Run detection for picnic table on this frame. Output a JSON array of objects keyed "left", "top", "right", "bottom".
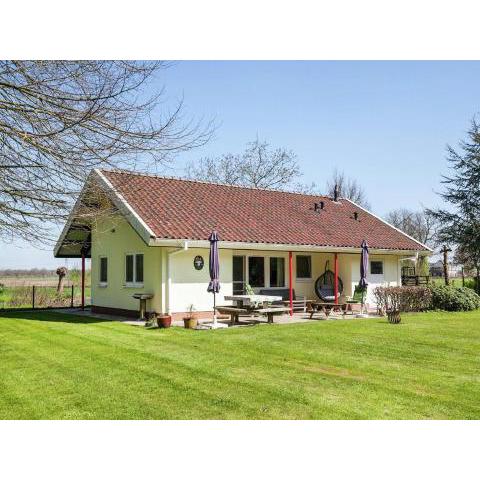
[
  {"left": 309, "top": 301, "right": 347, "bottom": 319},
  {"left": 216, "top": 305, "right": 291, "bottom": 325},
  {"left": 224, "top": 294, "right": 283, "bottom": 309},
  {"left": 218, "top": 294, "right": 288, "bottom": 325}
]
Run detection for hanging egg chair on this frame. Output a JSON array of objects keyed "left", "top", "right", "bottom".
[{"left": 315, "top": 260, "right": 344, "bottom": 301}]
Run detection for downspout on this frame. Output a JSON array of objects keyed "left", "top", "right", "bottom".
[{"left": 166, "top": 241, "right": 189, "bottom": 315}]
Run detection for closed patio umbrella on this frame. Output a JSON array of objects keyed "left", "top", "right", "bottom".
[
  {"left": 359, "top": 240, "right": 369, "bottom": 312},
  {"left": 359, "top": 240, "right": 369, "bottom": 288},
  {"left": 207, "top": 230, "right": 220, "bottom": 326}
]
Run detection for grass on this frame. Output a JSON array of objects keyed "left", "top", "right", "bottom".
[{"left": 0, "top": 310, "right": 479, "bottom": 419}]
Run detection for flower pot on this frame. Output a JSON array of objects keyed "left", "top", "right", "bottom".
[
  {"left": 387, "top": 310, "right": 401, "bottom": 324},
  {"left": 157, "top": 314, "right": 172, "bottom": 328},
  {"left": 183, "top": 317, "right": 198, "bottom": 329}
]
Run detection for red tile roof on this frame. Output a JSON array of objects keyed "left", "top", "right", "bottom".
[{"left": 101, "top": 170, "right": 429, "bottom": 251}]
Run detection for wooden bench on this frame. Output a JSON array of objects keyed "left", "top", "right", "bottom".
[
  {"left": 216, "top": 306, "right": 290, "bottom": 324},
  {"left": 215, "top": 306, "right": 250, "bottom": 325},
  {"left": 254, "top": 306, "right": 291, "bottom": 323}
]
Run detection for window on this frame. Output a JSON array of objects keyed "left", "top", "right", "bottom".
[
  {"left": 270, "top": 257, "right": 285, "bottom": 287},
  {"left": 125, "top": 253, "right": 144, "bottom": 285},
  {"left": 99, "top": 256, "right": 108, "bottom": 284},
  {"left": 296, "top": 255, "right": 311, "bottom": 279},
  {"left": 126, "top": 254, "right": 134, "bottom": 283},
  {"left": 370, "top": 260, "right": 384, "bottom": 275},
  {"left": 135, "top": 254, "right": 144, "bottom": 283},
  {"left": 248, "top": 256, "right": 265, "bottom": 287}
]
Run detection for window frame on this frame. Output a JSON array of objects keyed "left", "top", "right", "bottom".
[
  {"left": 99, "top": 256, "right": 108, "bottom": 286},
  {"left": 370, "top": 260, "right": 384, "bottom": 276},
  {"left": 125, "top": 252, "right": 144, "bottom": 287},
  {"left": 296, "top": 255, "right": 312, "bottom": 281}
]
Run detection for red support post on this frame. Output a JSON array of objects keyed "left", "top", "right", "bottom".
[
  {"left": 334, "top": 253, "right": 339, "bottom": 304},
  {"left": 288, "top": 251, "right": 293, "bottom": 316},
  {"left": 81, "top": 252, "right": 85, "bottom": 310}
]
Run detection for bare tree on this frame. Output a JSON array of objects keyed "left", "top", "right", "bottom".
[
  {"left": 325, "top": 169, "right": 371, "bottom": 209},
  {"left": 384, "top": 208, "right": 436, "bottom": 246},
  {"left": 186, "top": 138, "right": 303, "bottom": 190},
  {"left": 0, "top": 61, "right": 213, "bottom": 243}
]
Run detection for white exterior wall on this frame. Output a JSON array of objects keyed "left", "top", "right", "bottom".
[
  {"left": 349, "top": 253, "right": 401, "bottom": 305},
  {"left": 168, "top": 247, "right": 233, "bottom": 313},
  {"left": 167, "top": 249, "right": 403, "bottom": 312},
  {"left": 89, "top": 218, "right": 406, "bottom": 314}
]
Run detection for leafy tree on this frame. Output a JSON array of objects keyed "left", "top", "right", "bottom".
[
  {"left": 0, "top": 61, "right": 212, "bottom": 243},
  {"left": 325, "top": 169, "right": 371, "bottom": 209},
  {"left": 186, "top": 138, "right": 303, "bottom": 190},
  {"left": 427, "top": 119, "right": 480, "bottom": 293}
]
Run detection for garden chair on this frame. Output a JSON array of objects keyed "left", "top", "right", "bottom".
[{"left": 345, "top": 284, "right": 367, "bottom": 315}]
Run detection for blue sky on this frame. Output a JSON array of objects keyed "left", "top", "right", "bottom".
[{"left": 2, "top": 61, "right": 480, "bottom": 268}]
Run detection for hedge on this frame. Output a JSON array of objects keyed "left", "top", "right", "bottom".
[{"left": 429, "top": 285, "right": 480, "bottom": 311}]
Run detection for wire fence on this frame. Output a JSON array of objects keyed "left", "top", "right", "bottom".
[{"left": 0, "top": 284, "right": 91, "bottom": 310}]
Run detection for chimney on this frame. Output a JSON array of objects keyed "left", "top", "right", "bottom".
[
  {"left": 353, "top": 211, "right": 359, "bottom": 221},
  {"left": 333, "top": 184, "right": 339, "bottom": 202},
  {"left": 314, "top": 201, "right": 325, "bottom": 212}
]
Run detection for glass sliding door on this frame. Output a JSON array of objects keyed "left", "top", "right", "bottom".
[
  {"left": 248, "top": 256, "right": 265, "bottom": 288},
  {"left": 270, "top": 257, "right": 285, "bottom": 287},
  {"left": 232, "top": 256, "right": 246, "bottom": 294}
]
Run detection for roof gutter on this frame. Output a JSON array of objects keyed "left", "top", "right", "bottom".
[{"left": 147, "top": 237, "right": 429, "bottom": 256}]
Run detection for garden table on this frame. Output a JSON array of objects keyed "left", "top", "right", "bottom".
[{"left": 224, "top": 294, "right": 283, "bottom": 309}]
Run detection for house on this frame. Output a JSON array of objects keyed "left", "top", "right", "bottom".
[
  {"left": 54, "top": 169, "right": 432, "bottom": 318},
  {"left": 429, "top": 260, "right": 463, "bottom": 278}
]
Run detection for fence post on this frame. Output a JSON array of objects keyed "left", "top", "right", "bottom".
[
  {"left": 71, "top": 285, "right": 74, "bottom": 308},
  {"left": 32, "top": 285, "right": 35, "bottom": 309}
]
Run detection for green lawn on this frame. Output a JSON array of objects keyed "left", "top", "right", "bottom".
[{"left": 0, "top": 310, "right": 479, "bottom": 419}]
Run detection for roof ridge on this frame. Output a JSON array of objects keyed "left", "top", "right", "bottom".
[{"left": 98, "top": 168, "right": 333, "bottom": 200}]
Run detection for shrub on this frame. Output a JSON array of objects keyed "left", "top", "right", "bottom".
[
  {"left": 429, "top": 285, "right": 480, "bottom": 311},
  {"left": 463, "top": 278, "right": 479, "bottom": 292},
  {"left": 373, "top": 286, "right": 432, "bottom": 313}
]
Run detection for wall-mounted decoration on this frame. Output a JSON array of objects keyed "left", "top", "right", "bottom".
[{"left": 193, "top": 255, "right": 204, "bottom": 270}]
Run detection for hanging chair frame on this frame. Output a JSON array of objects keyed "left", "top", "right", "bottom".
[{"left": 314, "top": 260, "right": 343, "bottom": 301}]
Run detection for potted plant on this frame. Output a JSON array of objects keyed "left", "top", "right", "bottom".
[
  {"left": 157, "top": 312, "right": 172, "bottom": 328},
  {"left": 183, "top": 304, "right": 197, "bottom": 329}
]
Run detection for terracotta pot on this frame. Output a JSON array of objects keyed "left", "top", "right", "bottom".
[
  {"left": 387, "top": 310, "right": 401, "bottom": 324},
  {"left": 157, "top": 314, "right": 172, "bottom": 328},
  {"left": 183, "top": 317, "right": 198, "bottom": 329}
]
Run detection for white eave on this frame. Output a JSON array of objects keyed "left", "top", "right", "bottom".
[{"left": 147, "top": 237, "right": 426, "bottom": 256}]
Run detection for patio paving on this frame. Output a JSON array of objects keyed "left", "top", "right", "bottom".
[{"left": 54, "top": 307, "right": 380, "bottom": 328}]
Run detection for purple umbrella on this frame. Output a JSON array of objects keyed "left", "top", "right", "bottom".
[
  {"left": 359, "top": 240, "right": 369, "bottom": 312},
  {"left": 359, "top": 239, "right": 369, "bottom": 288},
  {"left": 207, "top": 230, "right": 220, "bottom": 325}
]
